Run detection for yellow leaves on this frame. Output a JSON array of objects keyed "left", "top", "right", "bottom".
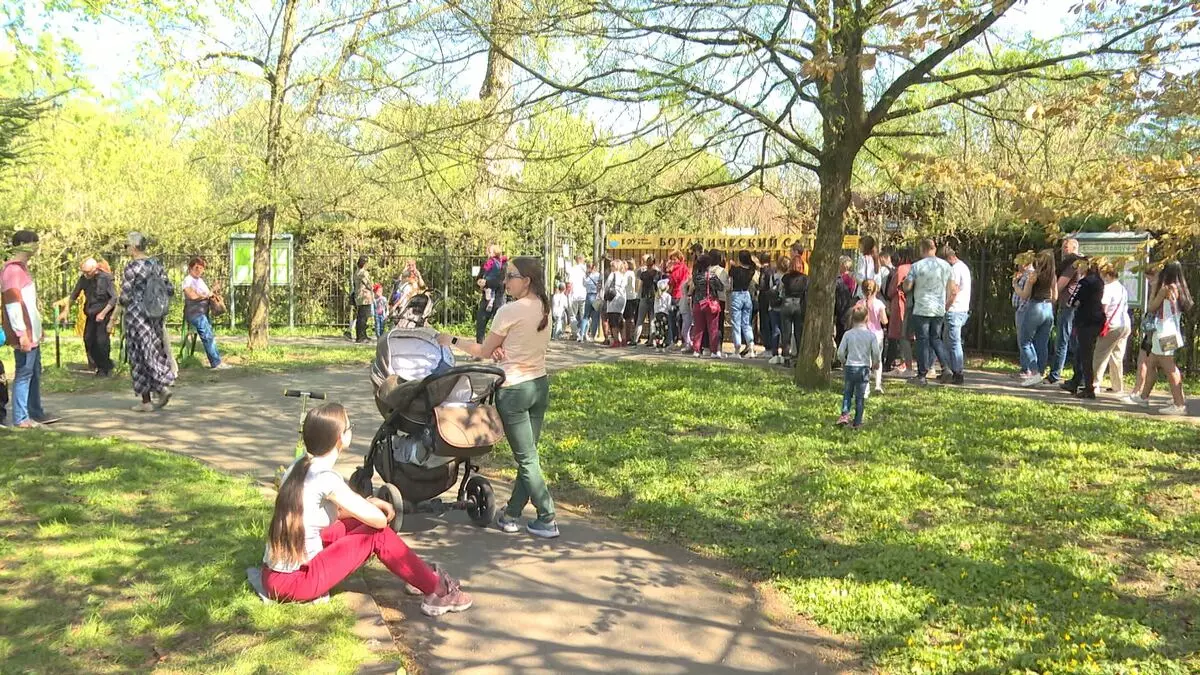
[
  {"left": 858, "top": 52, "right": 877, "bottom": 71},
  {"left": 1024, "top": 104, "right": 1044, "bottom": 123}
]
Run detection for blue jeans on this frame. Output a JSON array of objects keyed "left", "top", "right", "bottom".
[
  {"left": 760, "top": 307, "right": 781, "bottom": 354},
  {"left": 12, "top": 347, "right": 45, "bottom": 425},
  {"left": 582, "top": 295, "right": 601, "bottom": 339},
  {"left": 912, "top": 315, "right": 951, "bottom": 379},
  {"left": 841, "top": 365, "right": 869, "bottom": 425},
  {"left": 1020, "top": 300, "right": 1054, "bottom": 375},
  {"left": 189, "top": 314, "right": 222, "bottom": 367},
  {"left": 374, "top": 314, "right": 386, "bottom": 337},
  {"left": 730, "top": 291, "right": 754, "bottom": 349},
  {"left": 1051, "top": 305, "right": 1076, "bottom": 380},
  {"left": 944, "top": 311, "right": 969, "bottom": 375}
]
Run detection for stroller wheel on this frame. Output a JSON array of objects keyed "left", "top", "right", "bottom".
[
  {"left": 465, "top": 475, "right": 495, "bottom": 527},
  {"left": 374, "top": 483, "right": 405, "bottom": 533}
]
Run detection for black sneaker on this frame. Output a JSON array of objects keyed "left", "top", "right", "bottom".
[
  {"left": 952, "top": 373, "right": 965, "bottom": 385},
  {"left": 1074, "top": 389, "right": 1097, "bottom": 400},
  {"left": 1046, "top": 376, "right": 1060, "bottom": 385},
  {"left": 1059, "top": 381, "right": 1078, "bottom": 393}
]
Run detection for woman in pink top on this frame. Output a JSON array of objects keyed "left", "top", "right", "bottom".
[
  {"left": 437, "top": 257, "right": 559, "bottom": 539},
  {"left": 860, "top": 279, "right": 888, "bottom": 394}
]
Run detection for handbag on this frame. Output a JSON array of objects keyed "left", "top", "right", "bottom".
[
  {"left": 697, "top": 273, "right": 721, "bottom": 314},
  {"left": 1099, "top": 298, "right": 1119, "bottom": 338},
  {"left": 209, "top": 293, "right": 227, "bottom": 318},
  {"left": 1156, "top": 300, "right": 1182, "bottom": 352}
]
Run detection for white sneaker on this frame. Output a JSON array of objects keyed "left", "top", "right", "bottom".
[
  {"left": 1122, "top": 394, "right": 1150, "bottom": 407},
  {"left": 768, "top": 355, "right": 782, "bottom": 365},
  {"left": 711, "top": 351, "right": 723, "bottom": 359},
  {"left": 1020, "top": 375, "right": 1044, "bottom": 388},
  {"left": 1159, "top": 404, "right": 1187, "bottom": 416}
]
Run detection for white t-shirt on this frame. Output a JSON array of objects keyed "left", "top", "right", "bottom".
[
  {"left": 605, "top": 272, "right": 628, "bottom": 314},
  {"left": 567, "top": 264, "right": 587, "bottom": 301},
  {"left": 552, "top": 292, "right": 568, "bottom": 318},
  {"left": 655, "top": 290, "right": 672, "bottom": 315},
  {"left": 948, "top": 259, "right": 972, "bottom": 314},
  {"left": 854, "top": 255, "right": 879, "bottom": 292},
  {"left": 908, "top": 256, "right": 953, "bottom": 317},
  {"left": 623, "top": 270, "right": 637, "bottom": 298},
  {"left": 263, "top": 455, "right": 357, "bottom": 573},
  {"left": 182, "top": 274, "right": 210, "bottom": 297},
  {"left": 1101, "top": 280, "right": 1129, "bottom": 330}
]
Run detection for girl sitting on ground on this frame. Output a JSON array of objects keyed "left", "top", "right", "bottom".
[{"left": 260, "top": 402, "right": 472, "bottom": 616}]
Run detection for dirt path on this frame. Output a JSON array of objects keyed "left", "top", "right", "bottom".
[{"left": 42, "top": 344, "right": 855, "bottom": 675}]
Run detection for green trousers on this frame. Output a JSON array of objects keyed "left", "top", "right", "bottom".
[{"left": 496, "top": 376, "right": 555, "bottom": 523}]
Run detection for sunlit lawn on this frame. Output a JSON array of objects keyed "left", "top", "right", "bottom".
[
  {"left": 0, "top": 433, "right": 383, "bottom": 673},
  {"left": 517, "top": 361, "right": 1199, "bottom": 673},
  {"left": 1, "top": 333, "right": 376, "bottom": 395}
]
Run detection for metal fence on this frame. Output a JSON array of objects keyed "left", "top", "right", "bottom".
[
  {"left": 26, "top": 240, "right": 1200, "bottom": 375},
  {"left": 30, "top": 246, "right": 541, "bottom": 332}
]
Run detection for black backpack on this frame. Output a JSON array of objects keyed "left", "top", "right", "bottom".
[{"left": 141, "top": 260, "right": 171, "bottom": 319}]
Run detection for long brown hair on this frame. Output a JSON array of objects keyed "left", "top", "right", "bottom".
[
  {"left": 267, "top": 403, "right": 349, "bottom": 568},
  {"left": 511, "top": 256, "right": 550, "bottom": 332},
  {"left": 860, "top": 235, "right": 880, "bottom": 274},
  {"left": 1034, "top": 250, "right": 1056, "bottom": 287}
]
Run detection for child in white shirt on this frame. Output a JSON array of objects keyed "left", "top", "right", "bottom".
[
  {"left": 551, "top": 283, "right": 569, "bottom": 339},
  {"left": 653, "top": 278, "right": 672, "bottom": 351}
]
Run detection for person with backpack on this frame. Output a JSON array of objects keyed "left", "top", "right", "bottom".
[{"left": 120, "top": 232, "right": 176, "bottom": 412}]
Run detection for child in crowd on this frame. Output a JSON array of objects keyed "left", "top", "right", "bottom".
[
  {"left": 653, "top": 278, "right": 672, "bottom": 352},
  {"left": 372, "top": 284, "right": 388, "bottom": 337},
  {"left": 859, "top": 279, "right": 888, "bottom": 395},
  {"left": 836, "top": 305, "right": 880, "bottom": 429},
  {"left": 552, "top": 282, "right": 569, "bottom": 339}
]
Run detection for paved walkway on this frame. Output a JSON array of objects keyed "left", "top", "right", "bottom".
[{"left": 42, "top": 345, "right": 854, "bottom": 675}]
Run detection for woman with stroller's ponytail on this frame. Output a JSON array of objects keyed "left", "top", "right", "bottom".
[
  {"left": 260, "top": 402, "right": 474, "bottom": 616},
  {"left": 437, "top": 256, "right": 560, "bottom": 539}
]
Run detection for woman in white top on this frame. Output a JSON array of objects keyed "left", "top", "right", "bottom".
[
  {"left": 1124, "top": 261, "right": 1192, "bottom": 415},
  {"left": 603, "top": 260, "right": 629, "bottom": 347},
  {"left": 261, "top": 403, "right": 472, "bottom": 615},
  {"left": 854, "top": 235, "right": 881, "bottom": 296},
  {"left": 1092, "top": 261, "right": 1131, "bottom": 394},
  {"left": 437, "top": 257, "right": 559, "bottom": 538}
]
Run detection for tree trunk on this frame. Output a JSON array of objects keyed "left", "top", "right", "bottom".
[
  {"left": 794, "top": 157, "right": 854, "bottom": 388},
  {"left": 475, "top": 0, "right": 517, "bottom": 212},
  {"left": 247, "top": 0, "right": 299, "bottom": 350}
]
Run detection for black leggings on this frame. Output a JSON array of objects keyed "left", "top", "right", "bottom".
[
  {"left": 778, "top": 299, "right": 804, "bottom": 357},
  {"left": 1075, "top": 323, "right": 1101, "bottom": 391}
]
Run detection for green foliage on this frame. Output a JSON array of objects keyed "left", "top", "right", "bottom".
[
  {"left": 527, "top": 362, "right": 1200, "bottom": 672},
  {"left": 0, "top": 432, "right": 380, "bottom": 672}
]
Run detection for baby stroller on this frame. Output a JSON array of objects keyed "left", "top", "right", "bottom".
[
  {"left": 350, "top": 326, "right": 506, "bottom": 531},
  {"left": 391, "top": 287, "right": 440, "bottom": 329}
]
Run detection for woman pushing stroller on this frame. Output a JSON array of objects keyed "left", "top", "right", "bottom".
[
  {"left": 260, "top": 401, "right": 473, "bottom": 616},
  {"left": 435, "top": 256, "right": 560, "bottom": 539}
]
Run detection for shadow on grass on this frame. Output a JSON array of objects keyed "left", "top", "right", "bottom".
[
  {"left": 534, "top": 361, "right": 1200, "bottom": 671},
  {"left": 0, "top": 433, "right": 368, "bottom": 673}
]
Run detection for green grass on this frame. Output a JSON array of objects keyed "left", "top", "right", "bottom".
[
  {"left": 3, "top": 335, "right": 376, "bottom": 395},
  {"left": 525, "top": 362, "right": 1200, "bottom": 673},
  {"left": 0, "top": 432, "right": 384, "bottom": 673}
]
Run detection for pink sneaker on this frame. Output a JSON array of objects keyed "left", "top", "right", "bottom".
[
  {"left": 420, "top": 570, "right": 473, "bottom": 617},
  {"left": 836, "top": 413, "right": 851, "bottom": 426}
]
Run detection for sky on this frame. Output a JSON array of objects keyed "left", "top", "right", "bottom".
[{"left": 42, "top": 1, "right": 1080, "bottom": 101}]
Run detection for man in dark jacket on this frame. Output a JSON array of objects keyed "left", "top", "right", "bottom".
[{"left": 60, "top": 257, "right": 117, "bottom": 376}]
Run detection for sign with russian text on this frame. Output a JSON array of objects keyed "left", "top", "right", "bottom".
[
  {"left": 1074, "top": 232, "right": 1151, "bottom": 308},
  {"left": 606, "top": 233, "right": 810, "bottom": 251}
]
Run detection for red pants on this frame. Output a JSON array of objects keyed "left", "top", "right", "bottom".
[
  {"left": 262, "top": 518, "right": 439, "bottom": 602},
  {"left": 691, "top": 303, "right": 720, "bottom": 353}
]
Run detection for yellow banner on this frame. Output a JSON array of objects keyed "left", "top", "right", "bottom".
[{"left": 606, "top": 233, "right": 810, "bottom": 251}]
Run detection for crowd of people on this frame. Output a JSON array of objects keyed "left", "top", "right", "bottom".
[{"left": 536, "top": 234, "right": 1192, "bottom": 425}]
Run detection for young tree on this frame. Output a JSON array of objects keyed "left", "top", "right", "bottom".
[{"left": 451, "top": 0, "right": 1200, "bottom": 386}]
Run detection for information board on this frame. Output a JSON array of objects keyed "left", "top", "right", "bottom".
[
  {"left": 1074, "top": 232, "right": 1151, "bottom": 308},
  {"left": 229, "top": 234, "right": 293, "bottom": 287},
  {"left": 606, "top": 233, "right": 810, "bottom": 252}
]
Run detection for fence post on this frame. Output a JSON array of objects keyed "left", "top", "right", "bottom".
[
  {"left": 975, "top": 246, "right": 987, "bottom": 351},
  {"left": 442, "top": 239, "right": 451, "bottom": 326}
]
